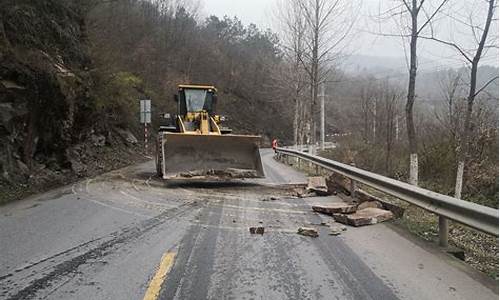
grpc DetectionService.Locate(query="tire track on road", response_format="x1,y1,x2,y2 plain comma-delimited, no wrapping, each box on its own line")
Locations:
159,198,225,299
1,201,197,300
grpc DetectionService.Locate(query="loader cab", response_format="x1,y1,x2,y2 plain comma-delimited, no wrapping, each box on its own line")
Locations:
175,85,218,116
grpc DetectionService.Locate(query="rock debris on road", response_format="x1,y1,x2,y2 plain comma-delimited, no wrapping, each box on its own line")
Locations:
0,149,497,300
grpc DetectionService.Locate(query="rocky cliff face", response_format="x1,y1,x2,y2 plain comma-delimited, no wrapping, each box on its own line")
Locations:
0,0,143,202
1,0,90,179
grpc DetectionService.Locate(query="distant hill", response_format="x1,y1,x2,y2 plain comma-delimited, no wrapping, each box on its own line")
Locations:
342,54,440,76
340,54,499,104
416,65,499,103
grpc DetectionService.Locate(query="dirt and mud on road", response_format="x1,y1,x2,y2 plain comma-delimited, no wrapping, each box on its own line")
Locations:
0,149,497,300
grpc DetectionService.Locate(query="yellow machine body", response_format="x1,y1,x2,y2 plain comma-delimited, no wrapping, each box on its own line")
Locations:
156,84,264,179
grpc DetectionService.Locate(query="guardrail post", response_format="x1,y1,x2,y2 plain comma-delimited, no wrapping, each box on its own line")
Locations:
350,162,357,198
439,216,449,247
350,179,357,198
315,164,319,175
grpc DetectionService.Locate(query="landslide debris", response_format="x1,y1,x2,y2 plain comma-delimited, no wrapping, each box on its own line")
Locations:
306,176,329,196
312,203,357,214
332,207,394,227
297,227,319,238
312,199,395,227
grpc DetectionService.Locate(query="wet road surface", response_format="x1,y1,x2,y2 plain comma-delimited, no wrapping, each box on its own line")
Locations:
0,149,497,299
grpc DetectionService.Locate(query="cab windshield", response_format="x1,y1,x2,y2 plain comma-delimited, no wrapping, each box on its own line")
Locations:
185,89,208,112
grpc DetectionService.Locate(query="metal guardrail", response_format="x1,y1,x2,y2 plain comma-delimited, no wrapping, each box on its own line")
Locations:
282,142,337,152
275,147,499,241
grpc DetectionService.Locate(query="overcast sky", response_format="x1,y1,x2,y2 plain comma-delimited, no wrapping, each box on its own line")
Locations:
200,0,498,70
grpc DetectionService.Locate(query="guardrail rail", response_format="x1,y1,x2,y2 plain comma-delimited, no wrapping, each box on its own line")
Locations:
275,147,499,246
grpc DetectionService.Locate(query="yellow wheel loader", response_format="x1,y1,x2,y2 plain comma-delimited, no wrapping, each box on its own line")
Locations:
155,84,264,179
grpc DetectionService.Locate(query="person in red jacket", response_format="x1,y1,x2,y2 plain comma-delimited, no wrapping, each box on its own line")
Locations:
272,139,278,152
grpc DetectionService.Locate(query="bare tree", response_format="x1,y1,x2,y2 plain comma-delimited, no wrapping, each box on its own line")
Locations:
358,76,378,143
295,0,359,146
382,87,403,175
421,0,498,198
438,70,463,141
434,70,467,170
275,0,309,147
375,0,450,185
404,0,450,185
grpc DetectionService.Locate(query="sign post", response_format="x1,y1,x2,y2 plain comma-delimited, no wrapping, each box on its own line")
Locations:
140,99,151,153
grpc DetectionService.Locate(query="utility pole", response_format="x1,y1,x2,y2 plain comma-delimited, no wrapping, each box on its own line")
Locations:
320,83,325,150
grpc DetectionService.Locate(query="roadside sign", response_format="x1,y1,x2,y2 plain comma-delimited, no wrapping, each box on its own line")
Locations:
140,99,152,153
140,99,151,124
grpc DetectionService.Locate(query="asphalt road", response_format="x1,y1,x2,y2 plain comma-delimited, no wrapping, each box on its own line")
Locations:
0,149,497,299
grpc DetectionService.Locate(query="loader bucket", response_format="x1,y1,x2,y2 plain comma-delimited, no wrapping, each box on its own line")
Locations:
160,133,264,179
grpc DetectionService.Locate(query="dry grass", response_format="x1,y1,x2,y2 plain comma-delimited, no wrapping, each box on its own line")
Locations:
399,204,498,279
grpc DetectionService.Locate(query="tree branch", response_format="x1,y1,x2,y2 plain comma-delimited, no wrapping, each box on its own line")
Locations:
417,0,449,34
419,35,473,63
474,76,499,97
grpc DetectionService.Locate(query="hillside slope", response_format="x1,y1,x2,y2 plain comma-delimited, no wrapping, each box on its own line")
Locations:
0,0,145,202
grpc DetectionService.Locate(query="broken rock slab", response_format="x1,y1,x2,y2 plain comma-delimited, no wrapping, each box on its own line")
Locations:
307,176,329,196
312,203,357,215
333,207,394,227
297,227,319,237
357,200,383,210
355,189,405,218
326,173,351,195
296,189,317,198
